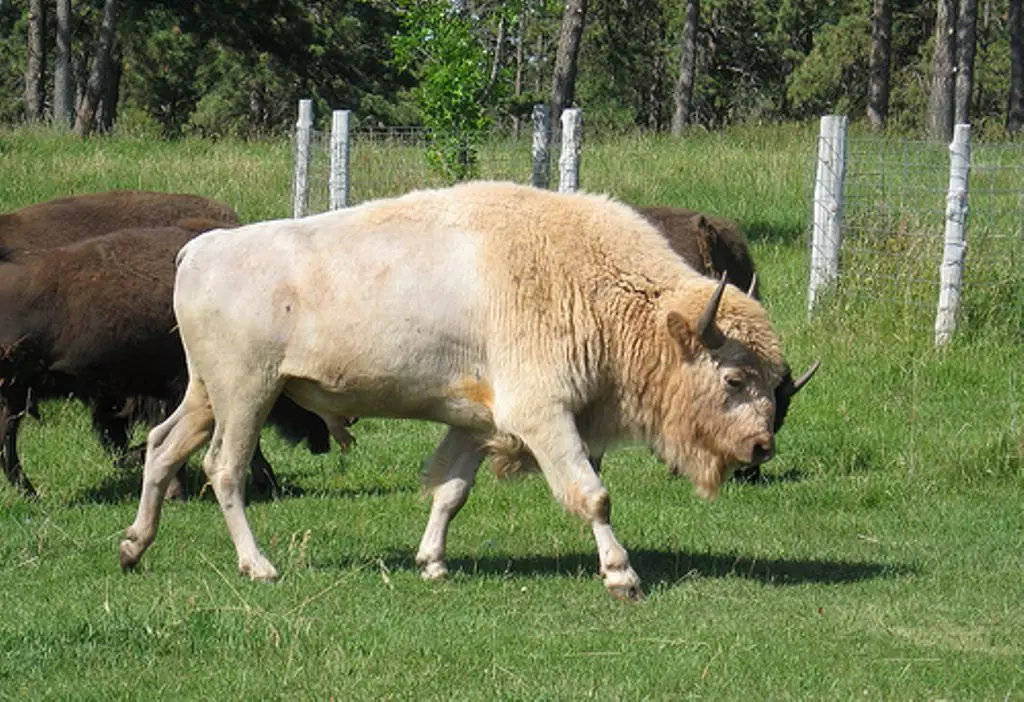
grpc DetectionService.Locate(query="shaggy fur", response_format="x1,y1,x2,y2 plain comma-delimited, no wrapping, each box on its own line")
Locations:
0,190,240,251
120,182,791,599
639,206,759,298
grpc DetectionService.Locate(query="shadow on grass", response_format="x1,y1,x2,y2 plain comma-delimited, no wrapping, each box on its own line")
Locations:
346,547,912,590
73,466,420,505
72,463,305,505
746,468,806,487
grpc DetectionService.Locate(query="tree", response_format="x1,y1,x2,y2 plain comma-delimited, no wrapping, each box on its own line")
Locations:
550,0,587,126
23,0,44,121
391,0,499,181
75,0,119,136
867,0,892,130
53,0,73,127
671,0,699,135
927,0,956,141
1009,0,1024,132
954,0,978,124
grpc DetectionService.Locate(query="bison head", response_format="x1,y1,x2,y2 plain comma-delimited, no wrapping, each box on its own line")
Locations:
654,274,788,498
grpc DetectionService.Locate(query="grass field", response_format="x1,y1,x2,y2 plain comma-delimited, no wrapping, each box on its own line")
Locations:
1,124,1021,700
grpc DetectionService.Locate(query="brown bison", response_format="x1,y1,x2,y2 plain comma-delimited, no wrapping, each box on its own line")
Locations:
638,207,818,481
0,221,333,497
0,190,240,252
0,190,245,494
120,182,798,600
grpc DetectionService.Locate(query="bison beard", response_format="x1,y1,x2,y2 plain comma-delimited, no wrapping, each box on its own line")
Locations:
638,206,818,482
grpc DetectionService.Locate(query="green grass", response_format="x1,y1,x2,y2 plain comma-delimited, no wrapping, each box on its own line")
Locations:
1,125,1022,700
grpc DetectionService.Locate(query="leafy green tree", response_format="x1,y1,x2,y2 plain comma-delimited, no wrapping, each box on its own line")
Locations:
392,0,514,181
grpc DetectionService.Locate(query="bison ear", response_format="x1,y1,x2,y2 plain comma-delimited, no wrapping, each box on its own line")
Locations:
666,311,701,360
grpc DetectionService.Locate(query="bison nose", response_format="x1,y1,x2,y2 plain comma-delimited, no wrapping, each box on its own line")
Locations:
750,435,775,464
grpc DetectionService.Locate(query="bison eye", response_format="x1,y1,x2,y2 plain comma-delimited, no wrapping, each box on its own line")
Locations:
723,371,744,390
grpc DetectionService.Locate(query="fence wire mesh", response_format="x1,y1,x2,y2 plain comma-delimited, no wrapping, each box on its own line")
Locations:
822,135,1023,340
296,125,561,213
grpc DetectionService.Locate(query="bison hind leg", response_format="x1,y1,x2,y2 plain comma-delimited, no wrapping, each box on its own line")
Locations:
119,380,214,571
199,377,286,582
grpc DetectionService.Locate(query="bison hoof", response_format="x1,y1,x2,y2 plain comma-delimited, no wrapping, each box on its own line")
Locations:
240,556,279,582
607,582,646,602
420,561,449,581
119,539,142,572
603,568,644,602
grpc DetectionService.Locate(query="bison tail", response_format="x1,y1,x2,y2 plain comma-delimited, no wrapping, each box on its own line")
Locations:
484,432,539,478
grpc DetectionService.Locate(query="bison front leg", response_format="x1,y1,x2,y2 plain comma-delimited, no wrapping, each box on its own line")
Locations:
0,386,37,496
499,406,643,601
415,427,485,580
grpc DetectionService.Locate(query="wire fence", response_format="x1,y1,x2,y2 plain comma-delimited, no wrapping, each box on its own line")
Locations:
292,102,566,215
810,117,1024,344
291,103,1022,346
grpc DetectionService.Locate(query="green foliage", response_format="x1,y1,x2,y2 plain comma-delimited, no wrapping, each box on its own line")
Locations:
391,1,511,182
118,8,205,138
0,3,26,122
787,13,871,117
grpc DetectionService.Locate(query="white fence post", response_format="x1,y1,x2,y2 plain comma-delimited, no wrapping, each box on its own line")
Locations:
807,114,849,316
558,108,583,193
292,99,314,218
329,109,351,210
934,123,972,347
531,104,550,189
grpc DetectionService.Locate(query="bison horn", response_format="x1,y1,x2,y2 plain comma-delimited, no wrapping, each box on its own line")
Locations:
747,273,758,298
697,273,728,349
790,359,821,394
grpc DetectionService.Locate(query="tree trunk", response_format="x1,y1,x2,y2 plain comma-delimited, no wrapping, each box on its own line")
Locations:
549,0,587,127
955,0,978,124
97,54,121,133
74,0,119,137
54,0,73,127
1009,0,1024,132
867,0,892,131
480,16,506,104
513,9,526,138
671,0,699,135
24,0,45,122
927,0,956,141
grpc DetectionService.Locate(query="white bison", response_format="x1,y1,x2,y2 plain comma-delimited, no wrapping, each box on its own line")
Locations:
120,182,790,600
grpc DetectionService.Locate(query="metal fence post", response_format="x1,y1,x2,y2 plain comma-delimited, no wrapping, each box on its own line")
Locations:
292,99,314,218
934,123,972,346
558,108,583,193
807,114,849,316
531,104,551,189
329,109,351,210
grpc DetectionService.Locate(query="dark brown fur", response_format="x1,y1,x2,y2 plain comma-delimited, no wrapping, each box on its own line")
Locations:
0,219,330,497
0,191,240,252
638,207,759,298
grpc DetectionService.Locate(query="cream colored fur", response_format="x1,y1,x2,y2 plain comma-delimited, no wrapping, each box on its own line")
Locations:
120,181,788,600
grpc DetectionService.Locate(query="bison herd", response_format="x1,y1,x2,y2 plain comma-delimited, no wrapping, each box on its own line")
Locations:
1,186,816,600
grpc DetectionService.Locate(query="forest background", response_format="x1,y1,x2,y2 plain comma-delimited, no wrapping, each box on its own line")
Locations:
3,0,1023,144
